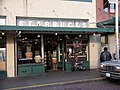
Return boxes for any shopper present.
[72,56,85,71]
[100,47,112,62]
[113,49,120,60]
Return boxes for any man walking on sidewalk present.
[100,47,112,63]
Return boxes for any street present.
[6,79,120,90]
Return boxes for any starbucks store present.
[0,16,114,77]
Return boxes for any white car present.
[100,60,120,79]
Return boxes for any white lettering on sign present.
[28,21,32,26]
[45,21,50,27]
[18,20,24,26]
[75,22,80,27]
[37,21,41,26]
[60,22,65,27]
[17,18,88,28]
[68,22,73,27]
[82,22,87,28]
[52,22,57,27]
[0,18,6,25]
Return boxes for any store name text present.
[17,19,88,28]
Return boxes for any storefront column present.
[58,36,60,62]
[6,33,15,77]
[89,34,101,69]
[41,35,44,62]
[62,41,65,70]
[100,35,114,57]
[108,34,116,56]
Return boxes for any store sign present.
[70,0,92,2]
[17,17,88,28]
[0,17,6,25]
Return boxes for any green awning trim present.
[0,25,114,33]
[97,17,120,26]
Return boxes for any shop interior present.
[17,33,41,64]
[17,33,89,71]
[44,34,59,71]
[0,33,6,71]
[66,34,88,62]
[17,33,62,71]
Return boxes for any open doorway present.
[44,34,59,71]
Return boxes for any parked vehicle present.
[100,60,120,79]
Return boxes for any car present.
[100,60,120,79]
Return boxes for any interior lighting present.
[35,42,37,44]
[55,33,57,35]
[60,39,62,40]
[2,32,5,35]
[75,37,78,39]
[79,35,82,37]
[18,35,21,37]
[93,33,96,36]
[66,35,69,39]
[66,35,68,38]
[35,39,38,41]
[37,35,40,37]
[24,37,27,40]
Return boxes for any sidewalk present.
[0,69,104,90]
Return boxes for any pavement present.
[0,69,104,90]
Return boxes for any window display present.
[17,34,41,64]
[66,35,88,62]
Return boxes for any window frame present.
[103,0,115,14]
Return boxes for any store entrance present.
[44,35,59,71]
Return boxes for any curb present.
[5,77,105,90]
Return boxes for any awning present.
[97,17,120,27]
[0,25,114,33]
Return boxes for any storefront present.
[15,17,90,76]
[0,16,7,77]
[16,33,89,76]
[0,16,114,77]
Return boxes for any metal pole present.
[115,0,119,60]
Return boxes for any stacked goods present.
[34,55,41,63]
[25,51,33,59]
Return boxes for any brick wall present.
[96,0,120,22]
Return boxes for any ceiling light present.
[79,35,81,37]
[18,35,21,37]
[75,37,77,39]
[2,32,5,35]
[66,35,68,38]
[37,35,40,37]
[55,33,57,35]
[93,33,96,36]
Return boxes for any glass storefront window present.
[0,34,6,71]
[0,35,6,62]
[66,34,88,62]
[17,34,41,64]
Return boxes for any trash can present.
[65,62,72,72]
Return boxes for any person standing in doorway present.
[100,47,112,63]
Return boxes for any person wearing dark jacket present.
[113,49,120,60]
[100,47,112,62]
